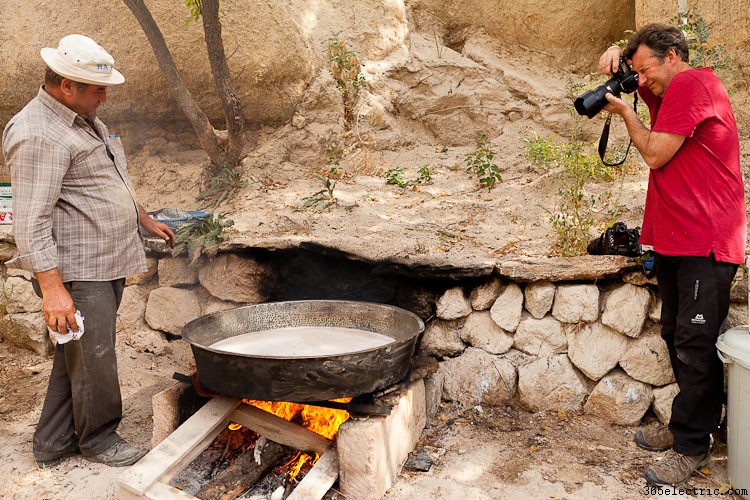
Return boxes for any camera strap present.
[597,92,639,166]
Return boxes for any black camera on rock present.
[587,222,642,257]
[575,58,639,118]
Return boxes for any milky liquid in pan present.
[209,326,395,357]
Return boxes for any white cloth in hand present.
[50,310,85,344]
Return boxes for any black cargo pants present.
[655,253,738,457]
[32,279,125,461]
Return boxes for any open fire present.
[235,398,351,482]
[119,377,428,500]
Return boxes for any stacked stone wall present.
[1,246,747,427]
[425,271,748,425]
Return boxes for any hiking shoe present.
[634,426,674,452]
[85,440,148,467]
[643,450,710,486]
[35,444,79,469]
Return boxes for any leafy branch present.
[197,163,248,208]
[172,214,234,265]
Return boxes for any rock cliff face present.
[1,1,747,161]
[1,0,317,129]
[413,0,635,69]
[8,0,738,135]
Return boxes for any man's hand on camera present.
[598,46,622,76]
[602,92,629,116]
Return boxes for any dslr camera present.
[587,222,642,257]
[575,58,639,118]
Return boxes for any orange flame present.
[239,398,351,480]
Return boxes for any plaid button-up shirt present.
[2,87,147,282]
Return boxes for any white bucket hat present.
[41,34,125,86]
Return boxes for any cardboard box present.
[0,175,10,198]
[0,197,12,224]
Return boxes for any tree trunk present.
[122,0,225,168]
[202,0,245,168]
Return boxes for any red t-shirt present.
[638,68,746,264]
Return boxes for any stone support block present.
[419,319,466,358]
[437,347,516,407]
[584,369,653,426]
[489,282,523,332]
[518,354,589,412]
[514,314,566,356]
[601,283,651,338]
[199,253,272,304]
[459,311,513,355]
[158,256,199,288]
[436,286,472,320]
[151,382,190,448]
[145,286,201,335]
[2,312,51,356]
[3,276,42,314]
[551,284,599,324]
[619,327,674,386]
[126,257,158,286]
[567,321,629,381]
[652,383,679,425]
[423,371,445,422]
[338,380,426,500]
[523,281,555,319]
[469,278,502,311]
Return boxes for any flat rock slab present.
[496,255,639,282]
[146,236,640,282]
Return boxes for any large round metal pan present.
[181,300,425,402]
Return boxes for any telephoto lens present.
[575,58,638,118]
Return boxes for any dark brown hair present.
[624,24,689,63]
[44,67,88,91]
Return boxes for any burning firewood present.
[196,439,287,500]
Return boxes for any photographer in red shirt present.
[599,24,746,487]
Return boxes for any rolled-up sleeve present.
[4,133,68,272]
[3,88,147,282]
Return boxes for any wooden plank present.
[145,482,198,499]
[117,396,241,498]
[230,404,331,455]
[287,446,339,500]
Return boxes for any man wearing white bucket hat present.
[2,34,174,468]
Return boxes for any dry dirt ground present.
[1,126,748,500]
[0,337,737,500]
[1,32,749,500]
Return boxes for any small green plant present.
[326,148,344,178]
[172,214,234,265]
[385,167,410,188]
[385,165,434,188]
[546,179,597,257]
[325,32,367,122]
[524,130,559,170]
[465,133,502,188]
[301,176,337,212]
[671,9,733,76]
[524,123,622,255]
[416,164,434,184]
[197,163,248,208]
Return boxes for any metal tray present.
[181,300,424,402]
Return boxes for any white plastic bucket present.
[716,326,750,499]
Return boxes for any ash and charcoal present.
[168,424,343,499]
